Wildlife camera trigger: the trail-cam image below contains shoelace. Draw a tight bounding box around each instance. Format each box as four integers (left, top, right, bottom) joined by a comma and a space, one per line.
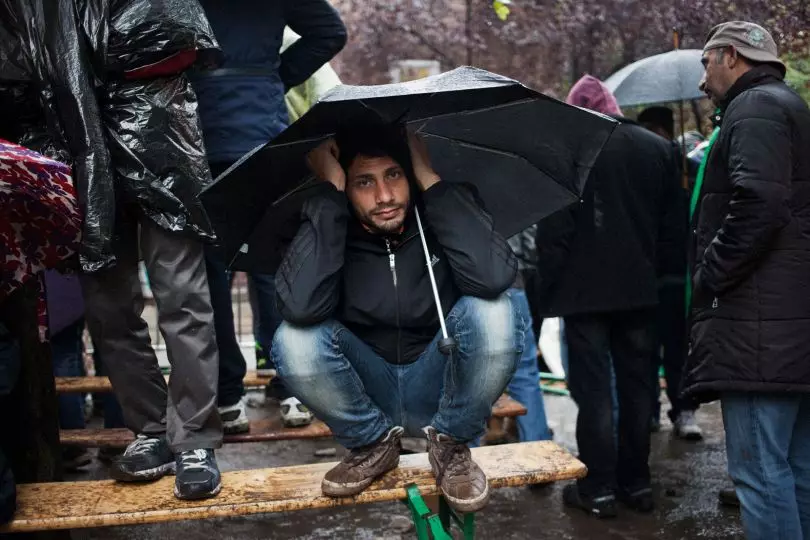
123, 435, 160, 457
434, 440, 470, 484
180, 449, 210, 470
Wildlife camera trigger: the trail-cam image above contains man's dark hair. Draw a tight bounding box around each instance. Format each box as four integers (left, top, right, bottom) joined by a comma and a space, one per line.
334, 121, 413, 179
638, 106, 675, 139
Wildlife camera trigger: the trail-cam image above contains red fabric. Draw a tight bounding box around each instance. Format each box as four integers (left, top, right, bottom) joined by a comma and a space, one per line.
124, 49, 198, 80
0, 139, 81, 340
566, 75, 623, 116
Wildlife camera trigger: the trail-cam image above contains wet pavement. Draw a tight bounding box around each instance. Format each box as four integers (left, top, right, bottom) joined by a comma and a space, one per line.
67, 394, 744, 539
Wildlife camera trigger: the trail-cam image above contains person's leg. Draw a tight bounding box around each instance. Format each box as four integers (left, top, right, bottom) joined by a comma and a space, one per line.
80, 219, 168, 440
564, 313, 616, 497
249, 273, 294, 403
429, 293, 522, 442
610, 309, 656, 507
92, 345, 126, 429
722, 392, 802, 540
272, 320, 396, 448
50, 320, 86, 431
205, 249, 246, 409
140, 220, 222, 453
789, 395, 810, 539
506, 289, 552, 442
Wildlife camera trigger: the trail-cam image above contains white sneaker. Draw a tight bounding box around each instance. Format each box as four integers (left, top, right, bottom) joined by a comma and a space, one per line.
280, 397, 314, 428
218, 398, 250, 434
674, 410, 703, 441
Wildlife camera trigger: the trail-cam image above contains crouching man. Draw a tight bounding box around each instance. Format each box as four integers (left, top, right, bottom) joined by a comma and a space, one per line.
272, 124, 522, 512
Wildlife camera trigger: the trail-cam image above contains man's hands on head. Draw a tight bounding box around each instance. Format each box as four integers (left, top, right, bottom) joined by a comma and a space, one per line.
407, 131, 441, 191
307, 138, 346, 191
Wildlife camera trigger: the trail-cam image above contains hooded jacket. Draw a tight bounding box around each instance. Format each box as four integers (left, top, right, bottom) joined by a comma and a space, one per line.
683, 65, 810, 402
532, 75, 682, 317
275, 181, 517, 365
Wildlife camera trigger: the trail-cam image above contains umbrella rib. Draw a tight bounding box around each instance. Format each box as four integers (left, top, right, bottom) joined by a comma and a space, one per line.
420, 131, 579, 195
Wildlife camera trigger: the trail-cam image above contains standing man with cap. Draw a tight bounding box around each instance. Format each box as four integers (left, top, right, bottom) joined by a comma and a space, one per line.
685, 21, 810, 539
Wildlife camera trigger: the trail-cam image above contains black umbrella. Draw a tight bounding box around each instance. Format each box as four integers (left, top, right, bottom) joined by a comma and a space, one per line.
201, 66, 617, 273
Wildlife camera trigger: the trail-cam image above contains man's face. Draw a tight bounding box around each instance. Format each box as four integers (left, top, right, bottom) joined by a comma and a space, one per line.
345, 154, 411, 235
700, 48, 735, 106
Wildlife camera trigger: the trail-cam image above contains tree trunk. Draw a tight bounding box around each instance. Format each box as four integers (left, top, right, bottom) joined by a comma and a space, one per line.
465, 0, 474, 65
0, 278, 68, 539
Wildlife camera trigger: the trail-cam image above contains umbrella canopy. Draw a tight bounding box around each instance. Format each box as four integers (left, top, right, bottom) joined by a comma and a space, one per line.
605, 49, 706, 107
201, 66, 617, 272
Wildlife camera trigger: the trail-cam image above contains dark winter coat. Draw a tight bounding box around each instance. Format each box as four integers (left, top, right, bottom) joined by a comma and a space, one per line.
275, 182, 517, 365
532, 118, 683, 317
683, 66, 810, 403
192, 0, 346, 164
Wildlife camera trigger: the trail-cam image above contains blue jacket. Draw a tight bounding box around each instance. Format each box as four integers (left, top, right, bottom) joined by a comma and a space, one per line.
192, 0, 346, 164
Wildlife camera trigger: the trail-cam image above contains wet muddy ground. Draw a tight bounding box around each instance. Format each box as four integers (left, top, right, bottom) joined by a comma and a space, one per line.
67, 394, 743, 539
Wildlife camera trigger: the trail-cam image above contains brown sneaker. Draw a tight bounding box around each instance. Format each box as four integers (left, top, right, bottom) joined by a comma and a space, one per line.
321, 426, 404, 497
424, 426, 490, 512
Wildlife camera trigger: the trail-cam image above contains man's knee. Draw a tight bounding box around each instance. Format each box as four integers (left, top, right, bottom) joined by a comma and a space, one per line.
448, 293, 524, 353
272, 320, 338, 377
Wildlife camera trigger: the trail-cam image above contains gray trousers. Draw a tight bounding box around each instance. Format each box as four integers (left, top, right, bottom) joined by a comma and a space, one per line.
81, 218, 223, 452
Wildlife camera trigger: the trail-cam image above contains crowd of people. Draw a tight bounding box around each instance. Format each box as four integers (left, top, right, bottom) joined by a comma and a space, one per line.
0, 1, 808, 537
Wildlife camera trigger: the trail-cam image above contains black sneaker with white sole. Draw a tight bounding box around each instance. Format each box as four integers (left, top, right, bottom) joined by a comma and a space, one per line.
110, 435, 174, 482
174, 449, 222, 500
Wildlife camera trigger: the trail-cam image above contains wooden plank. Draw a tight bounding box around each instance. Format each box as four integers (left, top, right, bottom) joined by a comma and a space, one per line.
61, 396, 527, 448
55, 371, 271, 394
1, 442, 585, 533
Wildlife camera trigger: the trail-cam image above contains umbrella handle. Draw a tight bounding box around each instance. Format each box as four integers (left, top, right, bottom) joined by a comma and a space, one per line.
414, 206, 457, 356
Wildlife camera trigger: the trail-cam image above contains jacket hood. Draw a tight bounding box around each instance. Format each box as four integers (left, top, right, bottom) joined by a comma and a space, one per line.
566, 75, 623, 116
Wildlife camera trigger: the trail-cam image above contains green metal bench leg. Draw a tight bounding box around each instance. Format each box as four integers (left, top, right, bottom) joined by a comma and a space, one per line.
404, 484, 476, 539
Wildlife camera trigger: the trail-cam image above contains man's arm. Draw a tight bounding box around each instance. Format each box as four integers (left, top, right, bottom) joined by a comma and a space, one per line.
656, 144, 688, 284
275, 140, 348, 324
695, 102, 792, 296
532, 204, 578, 301
280, 0, 347, 91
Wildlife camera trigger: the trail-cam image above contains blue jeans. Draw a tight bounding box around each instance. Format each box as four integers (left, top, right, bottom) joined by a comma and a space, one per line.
51, 320, 86, 430
722, 393, 810, 540
507, 289, 552, 442
272, 294, 523, 448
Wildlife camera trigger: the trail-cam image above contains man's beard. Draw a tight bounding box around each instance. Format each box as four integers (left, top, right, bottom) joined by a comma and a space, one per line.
361, 205, 407, 235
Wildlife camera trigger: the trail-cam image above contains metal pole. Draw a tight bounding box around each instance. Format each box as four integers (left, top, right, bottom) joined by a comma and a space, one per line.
414, 206, 457, 355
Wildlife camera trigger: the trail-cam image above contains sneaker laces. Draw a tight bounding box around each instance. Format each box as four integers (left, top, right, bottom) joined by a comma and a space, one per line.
434, 438, 471, 484
123, 435, 161, 457
345, 427, 403, 466
180, 449, 210, 471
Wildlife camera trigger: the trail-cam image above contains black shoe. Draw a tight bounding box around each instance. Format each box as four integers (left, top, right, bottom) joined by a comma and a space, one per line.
110, 435, 174, 482
563, 484, 617, 519
174, 449, 221, 500
62, 447, 93, 472
618, 486, 655, 513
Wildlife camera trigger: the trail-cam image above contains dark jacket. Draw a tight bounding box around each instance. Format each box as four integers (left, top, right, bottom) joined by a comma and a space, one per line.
276, 181, 517, 364
192, 0, 346, 163
683, 66, 810, 403
533, 119, 683, 317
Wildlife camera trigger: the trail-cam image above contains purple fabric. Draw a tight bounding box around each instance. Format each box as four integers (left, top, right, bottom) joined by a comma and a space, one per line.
566, 75, 623, 116
44, 270, 84, 336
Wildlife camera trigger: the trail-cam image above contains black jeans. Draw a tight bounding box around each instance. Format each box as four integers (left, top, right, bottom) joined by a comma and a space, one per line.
565, 308, 656, 496
651, 284, 696, 421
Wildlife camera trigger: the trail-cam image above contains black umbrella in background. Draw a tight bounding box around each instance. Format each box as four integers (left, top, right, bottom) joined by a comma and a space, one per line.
202, 66, 617, 271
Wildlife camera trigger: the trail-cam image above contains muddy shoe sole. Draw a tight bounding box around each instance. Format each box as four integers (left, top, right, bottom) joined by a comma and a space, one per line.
321, 475, 380, 497
442, 483, 491, 513
110, 461, 176, 483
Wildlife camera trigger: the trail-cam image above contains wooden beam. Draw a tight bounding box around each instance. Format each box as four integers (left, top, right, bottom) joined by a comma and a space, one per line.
1, 442, 585, 533
55, 371, 271, 394
60, 395, 527, 448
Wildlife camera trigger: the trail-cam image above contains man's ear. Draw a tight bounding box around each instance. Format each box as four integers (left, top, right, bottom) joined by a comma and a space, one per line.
726, 46, 739, 68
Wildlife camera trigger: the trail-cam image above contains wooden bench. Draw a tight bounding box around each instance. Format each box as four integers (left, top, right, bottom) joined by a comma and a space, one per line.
55, 371, 272, 394
0, 441, 585, 534
60, 395, 527, 448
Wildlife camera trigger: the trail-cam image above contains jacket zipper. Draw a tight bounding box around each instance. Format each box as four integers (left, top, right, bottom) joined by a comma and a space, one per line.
385, 239, 402, 364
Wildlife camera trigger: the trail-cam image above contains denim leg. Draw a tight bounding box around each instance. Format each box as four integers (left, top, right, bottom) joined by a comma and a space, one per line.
204, 248, 246, 407
506, 289, 552, 442
428, 293, 523, 443
272, 320, 395, 448
51, 320, 86, 430
248, 273, 281, 360
789, 396, 810, 539
722, 393, 802, 540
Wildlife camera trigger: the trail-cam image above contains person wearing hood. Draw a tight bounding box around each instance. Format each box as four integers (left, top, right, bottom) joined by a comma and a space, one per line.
685, 22, 810, 539
533, 75, 683, 518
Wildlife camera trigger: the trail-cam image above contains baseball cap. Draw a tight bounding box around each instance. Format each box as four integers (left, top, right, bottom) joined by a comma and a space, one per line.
703, 21, 786, 75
